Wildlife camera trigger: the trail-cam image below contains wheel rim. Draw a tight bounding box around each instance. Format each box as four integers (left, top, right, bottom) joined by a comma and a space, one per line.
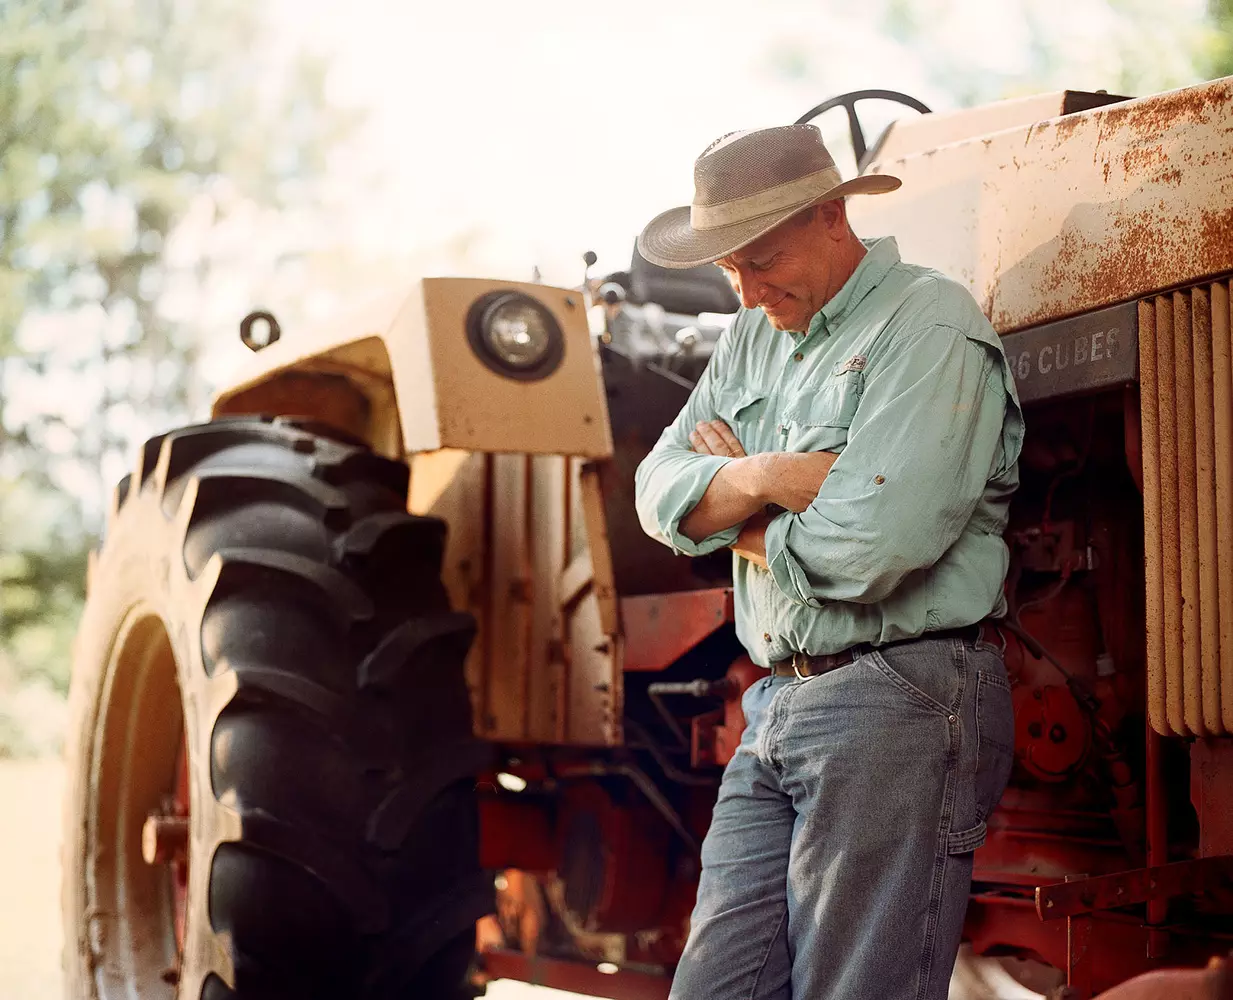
85, 608, 187, 997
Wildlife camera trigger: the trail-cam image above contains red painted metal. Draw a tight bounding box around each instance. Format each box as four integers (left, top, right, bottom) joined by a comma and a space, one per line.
1065, 873, 1096, 998
478, 794, 558, 873
689, 656, 763, 768
974, 789, 1131, 886
1146, 722, 1169, 957
554, 782, 673, 933
1192, 742, 1233, 858
966, 895, 1144, 993
480, 948, 671, 1000
620, 588, 734, 672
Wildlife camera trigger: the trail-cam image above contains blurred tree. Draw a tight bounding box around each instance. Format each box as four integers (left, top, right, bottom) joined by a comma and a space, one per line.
1207, 0, 1233, 77
0, 0, 350, 750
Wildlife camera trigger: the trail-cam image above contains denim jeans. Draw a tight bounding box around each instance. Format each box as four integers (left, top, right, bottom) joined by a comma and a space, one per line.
670, 636, 1015, 1000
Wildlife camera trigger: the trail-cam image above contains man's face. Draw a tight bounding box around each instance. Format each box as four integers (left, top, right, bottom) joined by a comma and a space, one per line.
713, 200, 848, 333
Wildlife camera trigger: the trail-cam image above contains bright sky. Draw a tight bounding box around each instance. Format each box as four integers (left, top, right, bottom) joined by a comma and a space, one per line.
272, 0, 969, 290
267, 0, 1210, 292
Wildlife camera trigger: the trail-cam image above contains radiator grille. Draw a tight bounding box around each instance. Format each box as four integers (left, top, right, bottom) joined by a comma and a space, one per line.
1141, 282, 1233, 736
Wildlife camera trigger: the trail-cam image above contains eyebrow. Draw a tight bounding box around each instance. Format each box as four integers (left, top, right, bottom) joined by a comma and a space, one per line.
719, 251, 776, 269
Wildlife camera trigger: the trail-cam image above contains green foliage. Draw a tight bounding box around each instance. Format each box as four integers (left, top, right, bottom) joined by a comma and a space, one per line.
0, 0, 348, 754
1205, 0, 1233, 78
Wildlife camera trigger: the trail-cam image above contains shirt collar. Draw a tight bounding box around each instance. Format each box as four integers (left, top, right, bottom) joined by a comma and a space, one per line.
808, 236, 901, 336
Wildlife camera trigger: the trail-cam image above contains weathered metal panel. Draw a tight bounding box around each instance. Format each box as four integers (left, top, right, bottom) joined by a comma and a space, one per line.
1192, 288, 1223, 735
1144, 282, 1233, 737
1001, 302, 1137, 404
1157, 296, 1185, 734
1140, 301, 1166, 737
1173, 292, 1203, 734
1215, 285, 1233, 731
412, 446, 621, 746
528, 455, 568, 741
850, 77, 1233, 334
213, 278, 615, 460
485, 454, 531, 737
871, 90, 1127, 167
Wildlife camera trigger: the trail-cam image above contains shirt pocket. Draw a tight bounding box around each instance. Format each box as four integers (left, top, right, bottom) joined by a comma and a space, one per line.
713, 384, 768, 454
783, 367, 864, 453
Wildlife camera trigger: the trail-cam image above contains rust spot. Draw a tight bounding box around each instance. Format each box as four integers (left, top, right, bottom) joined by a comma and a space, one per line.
1054, 115, 1083, 141
993, 206, 1233, 332
1099, 80, 1230, 136
1102, 162, 1111, 184
1122, 144, 1167, 177
1199, 209, 1233, 266
1157, 167, 1183, 186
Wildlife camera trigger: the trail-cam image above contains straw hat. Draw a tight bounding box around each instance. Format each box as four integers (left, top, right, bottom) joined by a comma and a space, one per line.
637, 124, 901, 270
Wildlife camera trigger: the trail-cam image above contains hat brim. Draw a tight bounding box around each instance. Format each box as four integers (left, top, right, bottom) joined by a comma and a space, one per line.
636, 173, 902, 270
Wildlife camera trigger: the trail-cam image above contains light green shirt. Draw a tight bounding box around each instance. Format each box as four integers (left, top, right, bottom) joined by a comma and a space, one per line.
634, 237, 1024, 666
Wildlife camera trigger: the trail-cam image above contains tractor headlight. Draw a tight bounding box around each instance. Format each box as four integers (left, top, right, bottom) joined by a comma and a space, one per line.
466, 291, 565, 380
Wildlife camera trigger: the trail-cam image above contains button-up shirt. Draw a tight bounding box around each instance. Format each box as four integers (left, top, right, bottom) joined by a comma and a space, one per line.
634, 237, 1024, 666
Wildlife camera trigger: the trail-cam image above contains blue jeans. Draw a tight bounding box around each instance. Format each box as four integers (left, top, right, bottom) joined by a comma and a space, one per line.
670, 636, 1015, 1000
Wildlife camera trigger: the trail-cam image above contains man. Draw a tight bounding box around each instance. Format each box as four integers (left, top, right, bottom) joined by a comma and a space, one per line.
633, 124, 1023, 999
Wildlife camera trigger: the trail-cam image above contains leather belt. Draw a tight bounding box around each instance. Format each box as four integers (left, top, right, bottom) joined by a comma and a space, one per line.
769, 622, 998, 679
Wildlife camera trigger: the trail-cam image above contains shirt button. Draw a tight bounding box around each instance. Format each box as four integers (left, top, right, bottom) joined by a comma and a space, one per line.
874, 475, 886, 485
793, 351, 804, 362
763, 632, 773, 643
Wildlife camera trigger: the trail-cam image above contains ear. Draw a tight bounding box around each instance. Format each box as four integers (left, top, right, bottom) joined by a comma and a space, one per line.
818, 198, 847, 236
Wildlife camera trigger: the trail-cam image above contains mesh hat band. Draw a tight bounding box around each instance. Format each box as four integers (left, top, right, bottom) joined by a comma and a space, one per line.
690, 165, 844, 231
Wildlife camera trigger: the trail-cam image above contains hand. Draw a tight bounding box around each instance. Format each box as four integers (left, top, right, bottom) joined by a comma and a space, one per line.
690, 419, 746, 459
755, 451, 839, 513
730, 511, 770, 568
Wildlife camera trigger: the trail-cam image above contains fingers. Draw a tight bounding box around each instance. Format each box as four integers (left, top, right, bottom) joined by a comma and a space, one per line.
692, 420, 746, 458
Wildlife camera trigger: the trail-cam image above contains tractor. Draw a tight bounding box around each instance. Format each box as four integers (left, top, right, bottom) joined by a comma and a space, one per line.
63, 77, 1233, 999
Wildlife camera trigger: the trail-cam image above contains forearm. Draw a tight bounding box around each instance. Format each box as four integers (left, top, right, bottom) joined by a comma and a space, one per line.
678, 456, 766, 542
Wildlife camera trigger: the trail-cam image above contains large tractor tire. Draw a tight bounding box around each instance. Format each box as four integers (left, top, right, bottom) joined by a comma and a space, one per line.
62, 416, 492, 1000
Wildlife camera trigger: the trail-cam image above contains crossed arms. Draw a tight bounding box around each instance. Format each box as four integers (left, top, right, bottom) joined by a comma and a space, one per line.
679, 418, 837, 568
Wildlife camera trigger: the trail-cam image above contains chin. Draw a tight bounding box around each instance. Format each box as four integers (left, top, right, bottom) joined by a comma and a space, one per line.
765, 310, 805, 333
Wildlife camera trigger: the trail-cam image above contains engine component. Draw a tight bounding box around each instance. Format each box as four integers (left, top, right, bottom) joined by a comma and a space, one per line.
556, 783, 672, 934
1013, 684, 1092, 782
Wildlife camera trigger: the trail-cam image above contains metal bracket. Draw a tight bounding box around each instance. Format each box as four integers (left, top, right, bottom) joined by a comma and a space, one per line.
1037, 855, 1233, 920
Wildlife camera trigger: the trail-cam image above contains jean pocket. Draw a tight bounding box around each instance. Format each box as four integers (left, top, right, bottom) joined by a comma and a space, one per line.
867, 644, 958, 716
974, 669, 1015, 821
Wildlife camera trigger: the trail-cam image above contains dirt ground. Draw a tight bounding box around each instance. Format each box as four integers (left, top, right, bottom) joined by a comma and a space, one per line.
0, 758, 582, 1000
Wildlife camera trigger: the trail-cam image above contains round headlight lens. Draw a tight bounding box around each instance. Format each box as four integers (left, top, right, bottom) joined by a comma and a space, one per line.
467, 292, 565, 380
483, 297, 553, 369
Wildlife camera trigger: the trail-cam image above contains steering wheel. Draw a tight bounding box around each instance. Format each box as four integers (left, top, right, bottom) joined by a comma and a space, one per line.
794, 90, 932, 168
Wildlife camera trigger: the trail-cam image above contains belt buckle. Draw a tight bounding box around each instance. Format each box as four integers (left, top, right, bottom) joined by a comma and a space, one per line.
792, 651, 808, 679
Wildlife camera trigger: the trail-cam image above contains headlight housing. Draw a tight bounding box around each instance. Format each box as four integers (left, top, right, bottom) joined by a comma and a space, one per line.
466, 291, 565, 380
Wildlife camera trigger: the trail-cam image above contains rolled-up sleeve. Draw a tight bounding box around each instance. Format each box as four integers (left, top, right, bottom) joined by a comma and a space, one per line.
634, 331, 744, 557
764, 323, 1012, 606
